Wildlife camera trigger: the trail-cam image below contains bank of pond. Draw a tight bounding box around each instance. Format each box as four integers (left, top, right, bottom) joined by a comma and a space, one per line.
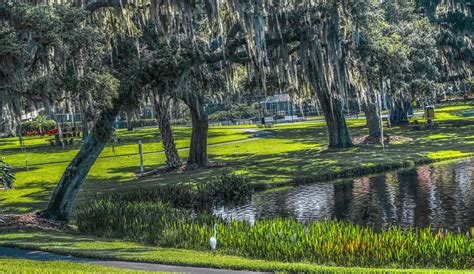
76, 160, 474, 269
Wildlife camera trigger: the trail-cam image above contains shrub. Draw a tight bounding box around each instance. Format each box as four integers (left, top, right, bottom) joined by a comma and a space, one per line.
100, 184, 196, 209
89, 173, 252, 210
131, 119, 158, 128
196, 173, 252, 207
170, 118, 190, 126
0, 158, 14, 189
22, 119, 56, 133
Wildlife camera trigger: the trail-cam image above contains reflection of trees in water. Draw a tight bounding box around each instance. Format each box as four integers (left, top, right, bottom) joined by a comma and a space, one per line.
333, 182, 353, 220
383, 173, 400, 226
417, 165, 442, 229
394, 169, 417, 228
256, 188, 295, 219
216, 161, 474, 230
437, 164, 458, 229
348, 177, 372, 226
251, 183, 336, 222
415, 166, 446, 229
371, 175, 396, 228
344, 175, 396, 229
287, 184, 334, 221
453, 161, 473, 230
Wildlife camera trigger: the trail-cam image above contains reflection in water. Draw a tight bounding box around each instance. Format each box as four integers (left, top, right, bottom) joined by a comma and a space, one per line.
214, 159, 474, 230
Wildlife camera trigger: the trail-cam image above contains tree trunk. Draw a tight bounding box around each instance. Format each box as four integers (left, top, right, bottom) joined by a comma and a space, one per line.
300, 5, 353, 149
181, 93, 208, 168
126, 111, 133, 131
153, 91, 181, 168
0, 91, 5, 136
362, 90, 382, 138
80, 99, 89, 141
4, 102, 15, 137
317, 90, 353, 148
38, 106, 119, 221
9, 93, 24, 148
82, 120, 89, 141
305, 54, 353, 148
390, 99, 410, 125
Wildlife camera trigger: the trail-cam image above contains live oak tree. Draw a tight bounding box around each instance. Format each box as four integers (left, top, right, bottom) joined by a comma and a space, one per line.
141, 31, 225, 168
0, 2, 125, 220
382, 0, 439, 125
417, 0, 472, 95
350, 0, 439, 137
152, 91, 182, 168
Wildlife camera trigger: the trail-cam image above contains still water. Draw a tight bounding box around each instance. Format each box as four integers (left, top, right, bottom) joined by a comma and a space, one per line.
214, 159, 474, 230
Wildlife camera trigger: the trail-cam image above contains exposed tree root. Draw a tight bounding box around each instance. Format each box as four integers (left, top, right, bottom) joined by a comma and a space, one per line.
0, 213, 69, 231
353, 134, 414, 145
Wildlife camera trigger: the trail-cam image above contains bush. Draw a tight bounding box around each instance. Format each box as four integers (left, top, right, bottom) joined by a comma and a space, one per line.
207, 103, 261, 122
99, 184, 196, 209
89, 173, 252, 210
131, 119, 158, 128
0, 158, 14, 189
170, 118, 190, 126
196, 173, 252, 207
22, 119, 55, 133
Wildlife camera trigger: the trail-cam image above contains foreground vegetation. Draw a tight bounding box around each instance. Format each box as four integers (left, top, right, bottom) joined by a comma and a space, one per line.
0, 229, 470, 273
76, 193, 474, 270
1, 104, 473, 214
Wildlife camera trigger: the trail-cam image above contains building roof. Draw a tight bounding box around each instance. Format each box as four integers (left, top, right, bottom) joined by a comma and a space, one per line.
261, 94, 291, 104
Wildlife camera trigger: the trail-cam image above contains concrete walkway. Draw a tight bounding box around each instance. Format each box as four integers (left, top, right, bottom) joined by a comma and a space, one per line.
0, 247, 265, 274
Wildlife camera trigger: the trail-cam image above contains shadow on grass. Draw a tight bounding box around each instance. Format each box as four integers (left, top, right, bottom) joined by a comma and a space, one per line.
0, 181, 56, 214
2, 117, 473, 215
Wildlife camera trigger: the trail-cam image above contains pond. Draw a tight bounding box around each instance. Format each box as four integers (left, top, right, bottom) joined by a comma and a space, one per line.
214, 159, 474, 231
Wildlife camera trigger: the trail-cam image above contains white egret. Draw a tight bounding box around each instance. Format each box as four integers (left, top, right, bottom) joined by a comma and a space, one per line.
209, 224, 217, 250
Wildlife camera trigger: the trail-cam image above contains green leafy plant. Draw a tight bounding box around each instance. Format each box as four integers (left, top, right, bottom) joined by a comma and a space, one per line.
0, 209, 5, 224
76, 198, 473, 269
23, 116, 56, 133
0, 158, 14, 189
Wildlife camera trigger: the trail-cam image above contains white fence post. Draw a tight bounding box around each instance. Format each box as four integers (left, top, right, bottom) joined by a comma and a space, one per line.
138, 140, 144, 176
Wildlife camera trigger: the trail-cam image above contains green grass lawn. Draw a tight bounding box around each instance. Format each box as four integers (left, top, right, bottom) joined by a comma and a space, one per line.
1, 104, 473, 214
0, 229, 470, 273
0, 258, 158, 273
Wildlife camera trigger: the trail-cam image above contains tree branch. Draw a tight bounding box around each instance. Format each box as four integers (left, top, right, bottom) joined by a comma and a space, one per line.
85, 0, 135, 12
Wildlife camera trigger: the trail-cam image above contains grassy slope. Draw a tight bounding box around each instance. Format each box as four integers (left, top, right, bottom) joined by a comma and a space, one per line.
1, 105, 473, 214
0, 229, 470, 273
0, 258, 158, 273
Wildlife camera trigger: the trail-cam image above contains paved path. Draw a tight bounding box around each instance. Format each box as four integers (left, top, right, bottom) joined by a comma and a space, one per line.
0, 247, 265, 273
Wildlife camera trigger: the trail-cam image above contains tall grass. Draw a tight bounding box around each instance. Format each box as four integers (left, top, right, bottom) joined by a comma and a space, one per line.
76, 199, 473, 269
